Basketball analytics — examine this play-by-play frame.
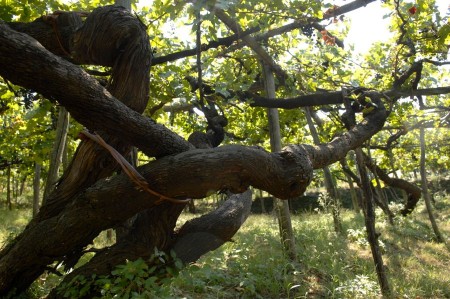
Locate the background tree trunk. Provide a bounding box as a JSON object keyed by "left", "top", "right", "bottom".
{"left": 355, "top": 148, "right": 392, "bottom": 297}
{"left": 367, "top": 146, "right": 394, "bottom": 224}
{"left": 6, "top": 165, "right": 12, "bottom": 210}
{"left": 33, "top": 163, "right": 41, "bottom": 217}
{"left": 42, "top": 106, "right": 69, "bottom": 204}
{"left": 305, "top": 107, "right": 342, "bottom": 234}
{"left": 343, "top": 165, "right": 361, "bottom": 213}
{"left": 13, "top": 173, "right": 18, "bottom": 203}
{"left": 260, "top": 197, "right": 266, "bottom": 214}
{"left": 187, "top": 200, "right": 196, "bottom": 213}
{"left": 419, "top": 127, "right": 445, "bottom": 243}
{"left": 19, "top": 176, "right": 27, "bottom": 196}
{"left": 342, "top": 91, "right": 391, "bottom": 297}
{"left": 356, "top": 151, "right": 392, "bottom": 297}
{"left": 262, "top": 62, "right": 297, "bottom": 261}
{"left": 62, "top": 136, "right": 69, "bottom": 171}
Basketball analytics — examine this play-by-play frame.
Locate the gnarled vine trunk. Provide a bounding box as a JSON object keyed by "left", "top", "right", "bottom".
{"left": 0, "top": 5, "right": 388, "bottom": 296}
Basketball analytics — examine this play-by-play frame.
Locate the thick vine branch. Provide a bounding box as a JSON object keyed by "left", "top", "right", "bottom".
{"left": 0, "top": 18, "right": 391, "bottom": 168}
{"left": 0, "top": 144, "right": 312, "bottom": 293}
{"left": 173, "top": 190, "right": 253, "bottom": 263}
{"left": 46, "top": 190, "right": 253, "bottom": 298}
{"left": 168, "top": 77, "right": 450, "bottom": 111}
{"left": 0, "top": 5, "right": 391, "bottom": 294}
{"left": 323, "top": 0, "right": 376, "bottom": 18}
{"left": 297, "top": 94, "right": 387, "bottom": 169}
{"left": 247, "top": 87, "right": 450, "bottom": 108}
{"left": 0, "top": 21, "right": 192, "bottom": 158}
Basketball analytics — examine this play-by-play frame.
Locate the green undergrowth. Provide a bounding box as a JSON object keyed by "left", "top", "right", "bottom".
{"left": 0, "top": 196, "right": 449, "bottom": 298}
{"left": 0, "top": 207, "right": 31, "bottom": 247}
{"left": 167, "top": 198, "right": 450, "bottom": 298}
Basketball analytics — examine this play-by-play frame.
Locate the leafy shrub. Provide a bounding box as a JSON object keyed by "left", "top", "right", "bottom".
{"left": 334, "top": 274, "right": 380, "bottom": 298}
{"left": 57, "top": 248, "right": 182, "bottom": 299}
{"left": 347, "top": 227, "right": 386, "bottom": 252}
{"left": 347, "top": 228, "right": 369, "bottom": 247}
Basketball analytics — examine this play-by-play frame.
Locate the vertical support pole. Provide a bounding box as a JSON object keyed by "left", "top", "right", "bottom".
{"left": 262, "top": 62, "right": 297, "bottom": 261}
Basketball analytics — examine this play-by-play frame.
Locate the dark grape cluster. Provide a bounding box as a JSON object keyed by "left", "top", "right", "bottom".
{"left": 21, "top": 90, "right": 34, "bottom": 109}
{"left": 16, "top": 88, "right": 35, "bottom": 109}
{"left": 0, "top": 101, "right": 8, "bottom": 114}
{"left": 300, "top": 24, "right": 314, "bottom": 37}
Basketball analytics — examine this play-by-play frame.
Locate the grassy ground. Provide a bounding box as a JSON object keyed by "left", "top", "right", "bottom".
{"left": 0, "top": 207, "right": 32, "bottom": 246}
{"left": 168, "top": 197, "right": 450, "bottom": 298}
{"left": 0, "top": 196, "right": 449, "bottom": 298}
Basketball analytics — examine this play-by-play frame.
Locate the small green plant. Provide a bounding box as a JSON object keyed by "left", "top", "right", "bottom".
{"left": 57, "top": 248, "right": 183, "bottom": 298}
{"left": 334, "top": 274, "right": 380, "bottom": 298}
{"left": 387, "top": 202, "right": 405, "bottom": 215}
{"left": 59, "top": 274, "right": 95, "bottom": 298}
{"left": 347, "top": 227, "right": 386, "bottom": 252}
{"left": 347, "top": 228, "right": 369, "bottom": 247}
{"left": 317, "top": 192, "right": 332, "bottom": 213}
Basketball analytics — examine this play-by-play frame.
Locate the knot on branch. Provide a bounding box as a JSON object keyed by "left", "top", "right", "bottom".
{"left": 188, "top": 100, "right": 228, "bottom": 149}
{"left": 270, "top": 145, "right": 313, "bottom": 199}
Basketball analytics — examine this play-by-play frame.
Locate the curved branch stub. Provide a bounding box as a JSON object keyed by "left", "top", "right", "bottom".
{"left": 274, "top": 145, "right": 313, "bottom": 197}
{"left": 173, "top": 190, "right": 253, "bottom": 264}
